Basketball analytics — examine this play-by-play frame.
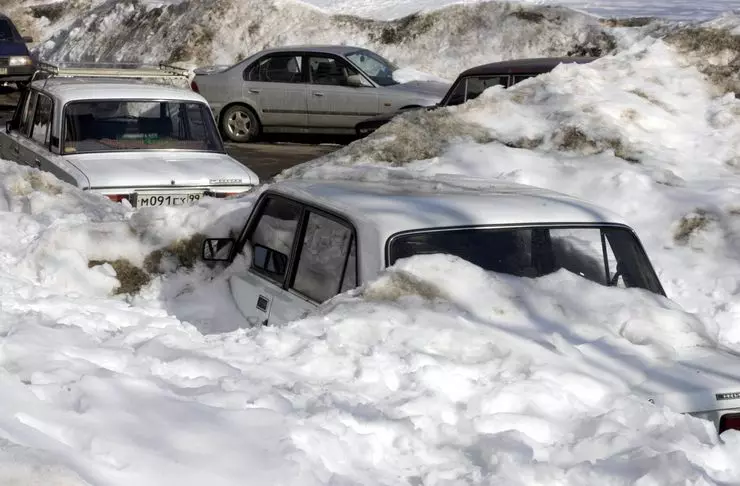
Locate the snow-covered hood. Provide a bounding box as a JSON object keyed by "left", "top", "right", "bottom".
{"left": 636, "top": 350, "right": 740, "bottom": 414}
{"left": 384, "top": 80, "right": 450, "bottom": 101}
{"left": 67, "top": 151, "right": 259, "bottom": 189}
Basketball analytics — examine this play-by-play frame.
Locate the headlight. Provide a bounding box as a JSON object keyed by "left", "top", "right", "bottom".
{"left": 9, "top": 56, "right": 33, "bottom": 66}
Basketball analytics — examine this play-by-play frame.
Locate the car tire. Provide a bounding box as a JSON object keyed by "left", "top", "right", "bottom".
{"left": 221, "top": 104, "right": 260, "bottom": 143}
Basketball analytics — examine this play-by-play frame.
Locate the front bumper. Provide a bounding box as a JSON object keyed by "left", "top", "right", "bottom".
{"left": 0, "top": 64, "right": 35, "bottom": 83}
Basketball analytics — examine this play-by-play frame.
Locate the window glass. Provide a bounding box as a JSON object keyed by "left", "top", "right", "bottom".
{"left": 20, "top": 92, "right": 38, "bottom": 137}
{"left": 443, "top": 80, "right": 466, "bottom": 106}
{"left": 340, "top": 237, "right": 357, "bottom": 293}
{"left": 308, "top": 56, "right": 361, "bottom": 86}
{"left": 511, "top": 74, "right": 537, "bottom": 85}
{"left": 250, "top": 198, "right": 302, "bottom": 283}
{"left": 388, "top": 226, "right": 663, "bottom": 294}
{"left": 0, "top": 19, "right": 19, "bottom": 41}
{"left": 31, "top": 94, "right": 52, "bottom": 146}
{"left": 62, "top": 101, "right": 223, "bottom": 154}
{"left": 345, "top": 49, "right": 398, "bottom": 86}
{"left": 292, "top": 212, "right": 353, "bottom": 302}
{"left": 247, "top": 55, "right": 303, "bottom": 83}
{"left": 465, "top": 76, "right": 508, "bottom": 101}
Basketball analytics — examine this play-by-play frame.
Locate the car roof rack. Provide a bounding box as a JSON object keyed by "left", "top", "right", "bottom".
{"left": 32, "top": 61, "right": 191, "bottom": 87}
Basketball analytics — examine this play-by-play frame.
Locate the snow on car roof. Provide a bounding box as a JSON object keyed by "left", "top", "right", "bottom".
{"left": 271, "top": 178, "right": 629, "bottom": 241}
{"left": 30, "top": 78, "right": 207, "bottom": 104}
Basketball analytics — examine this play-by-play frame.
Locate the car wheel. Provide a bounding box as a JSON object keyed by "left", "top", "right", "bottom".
{"left": 221, "top": 105, "right": 260, "bottom": 143}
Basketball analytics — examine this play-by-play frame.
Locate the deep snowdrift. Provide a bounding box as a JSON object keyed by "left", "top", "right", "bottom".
{"left": 13, "top": 0, "right": 614, "bottom": 78}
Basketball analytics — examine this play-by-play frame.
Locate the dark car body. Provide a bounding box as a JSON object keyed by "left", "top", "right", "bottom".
{"left": 0, "top": 15, "right": 35, "bottom": 87}
{"left": 355, "top": 56, "right": 597, "bottom": 137}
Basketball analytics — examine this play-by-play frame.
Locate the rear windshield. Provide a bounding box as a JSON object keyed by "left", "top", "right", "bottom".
{"left": 0, "top": 19, "right": 19, "bottom": 41}
{"left": 62, "top": 100, "right": 224, "bottom": 154}
{"left": 388, "top": 225, "right": 664, "bottom": 295}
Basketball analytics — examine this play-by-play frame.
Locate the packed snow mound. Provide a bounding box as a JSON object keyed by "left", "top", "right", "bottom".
{"left": 280, "top": 37, "right": 740, "bottom": 345}
{"left": 0, "top": 161, "right": 257, "bottom": 298}
{"left": 18, "top": 0, "right": 614, "bottom": 78}
{"left": 3, "top": 237, "right": 740, "bottom": 484}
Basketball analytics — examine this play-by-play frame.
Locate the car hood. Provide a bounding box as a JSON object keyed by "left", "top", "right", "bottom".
{"left": 67, "top": 151, "right": 259, "bottom": 189}
{"left": 383, "top": 80, "right": 450, "bottom": 101}
{"left": 0, "top": 41, "right": 30, "bottom": 56}
{"left": 634, "top": 349, "right": 740, "bottom": 414}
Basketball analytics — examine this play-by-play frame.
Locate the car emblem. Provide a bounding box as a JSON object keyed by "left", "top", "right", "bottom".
{"left": 716, "top": 392, "right": 740, "bottom": 401}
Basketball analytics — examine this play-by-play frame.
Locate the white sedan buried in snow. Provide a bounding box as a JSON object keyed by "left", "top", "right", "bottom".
{"left": 201, "top": 178, "right": 740, "bottom": 435}
{"left": 0, "top": 78, "right": 259, "bottom": 207}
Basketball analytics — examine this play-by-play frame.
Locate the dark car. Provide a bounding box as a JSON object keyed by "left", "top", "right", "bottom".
{"left": 355, "top": 56, "right": 597, "bottom": 137}
{"left": 0, "top": 14, "right": 35, "bottom": 89}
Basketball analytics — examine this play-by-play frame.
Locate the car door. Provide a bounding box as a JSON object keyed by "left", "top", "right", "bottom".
{"left": 15, "top": 90, "right": 55, "bottom": 172}
{"left": 242, "top": 53, "right": 308, "bottom": 130}
{"left": 306, "top": 55, "right": 379, "bottom": 130}
{"left": 229, "top": 194, "right": 358, "bottom": 326}
{"left": 0, "top": 87, "right": 33, "bottom": 163}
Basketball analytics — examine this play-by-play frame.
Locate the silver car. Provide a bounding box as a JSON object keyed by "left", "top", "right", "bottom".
{"left": 191, "top": 45, "right": 450, "bottom": 142}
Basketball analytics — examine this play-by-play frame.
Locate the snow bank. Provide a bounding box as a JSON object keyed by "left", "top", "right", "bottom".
{"left": 3, "top": 236, "right": 740, "bottom": 484}
{"left": 16, "top": 0, "right": 613, "bottom": 79}
{"left": 281, "top": 36, "right": 740, "bottom": 345}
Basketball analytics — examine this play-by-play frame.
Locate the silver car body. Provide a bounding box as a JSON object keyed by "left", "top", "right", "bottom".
{"left": 193, "top": 45, "right": 449, "bottom": 136}
{"left": 0, "top": 78, "right": 259, "bottom": 207}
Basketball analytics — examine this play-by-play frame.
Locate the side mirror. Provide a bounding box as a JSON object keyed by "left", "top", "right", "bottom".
{"left": 22, "top": 36, "right": 34, "bottom": 43}
{"left": 202, "top": 237, "right": 235, "bottom": 261}
{"left": 346, "top": 74, "right": 365, "bottom": 88}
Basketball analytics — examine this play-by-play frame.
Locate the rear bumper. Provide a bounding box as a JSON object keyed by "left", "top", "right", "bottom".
{"left": 89, "top": 185, "right": 256, "bottom": 207}
{"left": 0, "top": 65, "right": 35, "bottom": 83}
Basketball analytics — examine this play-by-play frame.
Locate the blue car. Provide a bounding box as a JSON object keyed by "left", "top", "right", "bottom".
{"left": 0, "top": 14, "right": 35, "bottom": 88}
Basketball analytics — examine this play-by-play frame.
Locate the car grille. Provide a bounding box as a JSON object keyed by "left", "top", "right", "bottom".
{"left": 0, "top": 58, "right": 8, "bottom": 67}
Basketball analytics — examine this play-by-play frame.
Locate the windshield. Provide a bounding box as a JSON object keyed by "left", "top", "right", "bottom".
{"left": 0, "top": 19, "right": 19, "bottom": 41}
{"left": 388, "top": 225, "right": 664, "bottom": 295}
{"left": 345, "top": 49, "right": 399, "bottom": 86}
{"left": 63, "top": 100, "right": 224, "bottom": 154}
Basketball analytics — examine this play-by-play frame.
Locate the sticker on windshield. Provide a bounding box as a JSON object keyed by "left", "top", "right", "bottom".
{"left": 716, "top": 392, "right": 740, "bottom": 401}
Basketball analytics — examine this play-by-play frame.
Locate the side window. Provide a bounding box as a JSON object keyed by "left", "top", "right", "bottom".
{"left": 308, "top": 56, "right": 360, "bottom": 86}
{"left": 249, "top": 197, "right": 302, "bottom": 283}
{"left": 246, "top": 55, "right": 303, "bottom": 83}
{"left": 19, "top": 91, "right": 38, "bottom": 137}
{"left": 444, "top": 80, "right": 466, "bottom": 106}
{"left": 465, "top": 76, "right": 508, "bottom": 101}
{"left": 292, "top": 212, "right": 354, "bottom": 303}
{"left": 511, "top": 74, "right": 537, "bottom": 86}
{"left": 31, "top": 94, "right": 53, "bottom": 146}
{"left": 340, "top": 237, "right": 357, "bottom": 293}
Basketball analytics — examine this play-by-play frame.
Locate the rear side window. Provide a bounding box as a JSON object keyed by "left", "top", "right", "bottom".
{"left": 31, "top": 94, "right": 53, "bottom": 146}
{"left": 249, "top": 197, "right": 302, "bottom": 284}
{"left": 511, "top": 74, "right": 537, "bottom": 85}
{"left": 292, "top": 211, "right": 356, "bottom": 303}
{"left": 465, "top": 75, "right": 508, "bottom": 100}
{"left": 246, "top": 55, "right": 303, "bottom": 83}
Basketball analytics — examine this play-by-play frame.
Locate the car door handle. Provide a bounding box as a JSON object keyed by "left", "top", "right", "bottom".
{"left": 33, "top": 158, "right": 41, "bottom": 168}
{"left": 248, "top": 88, "right": 261, "bottom": 94}
{"left": 313, "top": 92, "right": 324, "bottom": 97}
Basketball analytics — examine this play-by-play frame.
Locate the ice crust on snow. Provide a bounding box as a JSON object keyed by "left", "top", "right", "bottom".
{"left": 1, "top": 0, "right": 740, "bottom": 484}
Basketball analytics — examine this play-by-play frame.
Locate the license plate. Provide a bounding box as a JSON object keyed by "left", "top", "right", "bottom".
{"left": 0, "top": 68, "right": 7, "bottom": 75}
{"left": 137, "top": 193, "right": 202, "bottom": 207}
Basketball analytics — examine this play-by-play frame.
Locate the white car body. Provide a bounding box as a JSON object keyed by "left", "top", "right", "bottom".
{"left": 202, "top": 178, "right": 740, "bottom": 433}
{"left": 0, "top": 78, "right": 259, "bottom": 207}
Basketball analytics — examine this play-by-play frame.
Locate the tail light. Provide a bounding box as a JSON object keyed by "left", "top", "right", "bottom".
{"left": 719, "top": 413, "right": 740, "bottom": 434}
{"left": 205, "top": 191, "right": 240, "bottom": 198}
{"left": 106, "top": 194, "right": 130, "bottom": 203}
{"left": 190, "top": 80, "right": 200, "bottom": 93}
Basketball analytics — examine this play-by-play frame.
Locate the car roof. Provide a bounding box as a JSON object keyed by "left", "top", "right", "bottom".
{"left": 29, "top": 78, "right": 206, "bottom": 104}
{"left": 459, "top": 56, "right": 598, "bottom": 78}
{"left": 269, "top": 178, "right": 628, "bottom": 242}
{"left": 249, "top": 44, "right": 364, "bottom": 57}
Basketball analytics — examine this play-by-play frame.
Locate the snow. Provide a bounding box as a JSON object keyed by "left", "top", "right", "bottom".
{"left": 2, "top": 0, "right": 740, "bottom": 484}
